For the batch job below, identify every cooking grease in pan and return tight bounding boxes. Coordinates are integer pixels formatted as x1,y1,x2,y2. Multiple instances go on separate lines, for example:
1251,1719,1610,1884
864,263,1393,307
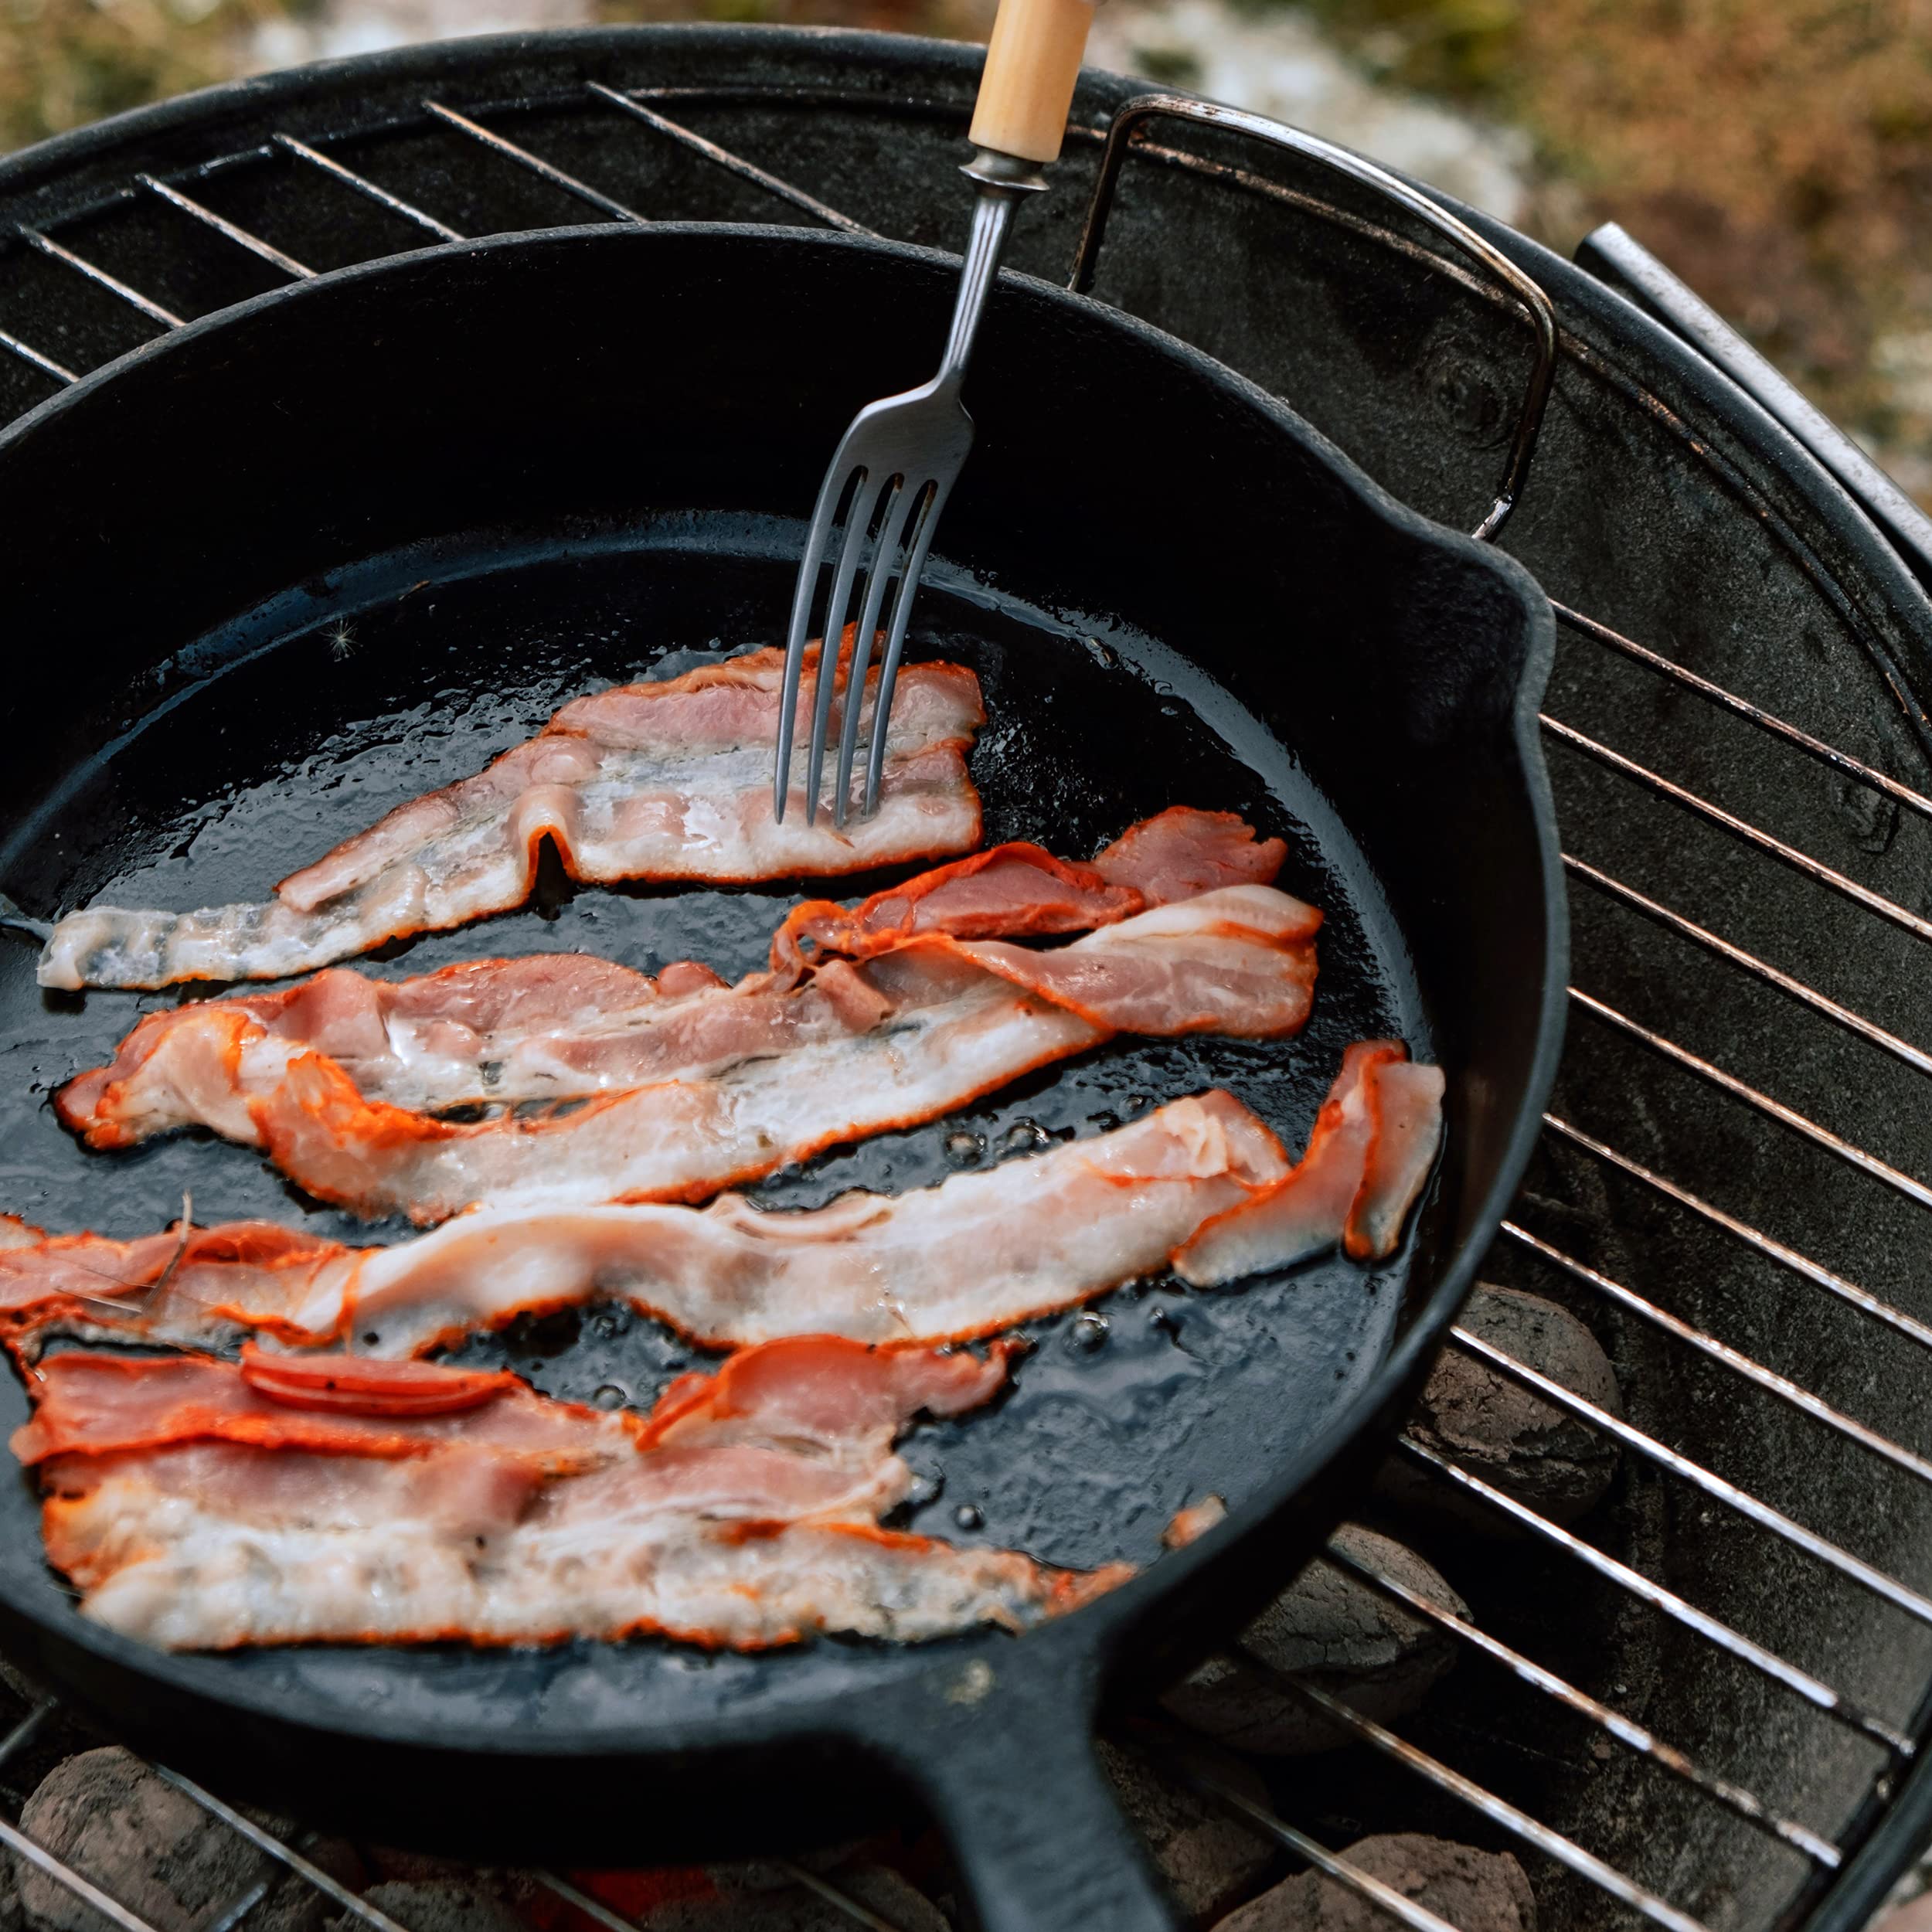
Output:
0,540,1427,1601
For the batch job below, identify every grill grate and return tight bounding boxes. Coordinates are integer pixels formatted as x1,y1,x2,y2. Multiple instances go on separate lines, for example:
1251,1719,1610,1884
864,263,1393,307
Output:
2,51,1931,1932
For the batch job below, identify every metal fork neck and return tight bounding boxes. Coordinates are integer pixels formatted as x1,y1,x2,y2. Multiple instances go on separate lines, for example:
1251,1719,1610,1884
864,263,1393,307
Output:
937,150,1044,392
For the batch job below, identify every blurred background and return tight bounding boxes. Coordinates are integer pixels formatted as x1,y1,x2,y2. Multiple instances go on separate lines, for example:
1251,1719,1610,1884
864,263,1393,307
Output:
3,0,1931,506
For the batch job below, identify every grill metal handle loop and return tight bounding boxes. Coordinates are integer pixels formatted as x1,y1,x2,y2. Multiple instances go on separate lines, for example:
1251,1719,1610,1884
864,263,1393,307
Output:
1069,94,1559,543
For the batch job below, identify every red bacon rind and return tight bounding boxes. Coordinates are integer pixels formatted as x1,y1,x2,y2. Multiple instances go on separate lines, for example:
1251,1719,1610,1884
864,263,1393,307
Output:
9,1350,631,1468
769,843,1140,977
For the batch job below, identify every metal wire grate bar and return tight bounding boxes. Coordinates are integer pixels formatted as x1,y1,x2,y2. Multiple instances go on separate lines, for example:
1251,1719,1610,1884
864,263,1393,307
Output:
154,1764,412,1932
0,1703,155,1932
0,326,74,383
1544,712,1932,945
539,1863,917,1932
1319,1539,1842,1867
138,174,315,280
203,1873,273,1932
1543,1111,1932,1352
533,1871,641,1932
1571,985,1932,1213
421,100,646,223
1398,1437,1913,1757
1237,1665,1711,1931
1501,1219,1932,1485
18,229,184,327
1565,852,1932,1078
1553,599,1932,824
270,133,467,242
781,1860,913,1932
1152,1740,1465,1932
585,82,875,233
1451,1324,1932,1626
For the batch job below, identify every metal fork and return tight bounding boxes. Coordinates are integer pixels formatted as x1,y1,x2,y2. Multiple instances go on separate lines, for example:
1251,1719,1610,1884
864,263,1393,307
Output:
774,0,1097,828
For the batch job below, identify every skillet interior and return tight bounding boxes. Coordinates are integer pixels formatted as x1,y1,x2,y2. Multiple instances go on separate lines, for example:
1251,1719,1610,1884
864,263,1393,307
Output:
0,226,1560,1859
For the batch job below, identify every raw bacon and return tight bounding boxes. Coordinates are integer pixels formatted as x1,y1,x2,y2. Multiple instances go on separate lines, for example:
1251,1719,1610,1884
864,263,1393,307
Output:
0,1216,356,1359
1175,1043,1445,1285
769,804,1284,974
58,809,1292,1152
0,1091,1293,1361
246,886,1319,1221
56,953,849,1150
37,643,985,992
319,1087,1293,1354
11,1349,633,1469
19,1337,1128,1651
1088,806,1290,903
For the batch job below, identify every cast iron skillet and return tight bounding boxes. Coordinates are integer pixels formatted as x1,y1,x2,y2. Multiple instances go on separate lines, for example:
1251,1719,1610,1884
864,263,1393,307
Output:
0,225,1564,1930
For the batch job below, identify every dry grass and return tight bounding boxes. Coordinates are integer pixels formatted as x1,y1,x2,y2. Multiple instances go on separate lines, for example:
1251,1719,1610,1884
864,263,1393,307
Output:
1306,0,1932,478
0,0,302,153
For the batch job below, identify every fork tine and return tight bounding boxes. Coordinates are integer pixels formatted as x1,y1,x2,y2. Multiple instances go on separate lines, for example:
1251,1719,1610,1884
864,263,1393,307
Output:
774,462,859,825
804,471,893,826
832,477,919,829
862,478,947,816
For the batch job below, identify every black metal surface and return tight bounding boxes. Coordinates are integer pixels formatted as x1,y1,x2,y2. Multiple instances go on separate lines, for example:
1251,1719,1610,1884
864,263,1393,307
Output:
0,224,1563,1929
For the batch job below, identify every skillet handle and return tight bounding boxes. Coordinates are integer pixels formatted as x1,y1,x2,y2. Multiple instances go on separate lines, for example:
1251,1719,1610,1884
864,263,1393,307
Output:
866,1646,1175,1932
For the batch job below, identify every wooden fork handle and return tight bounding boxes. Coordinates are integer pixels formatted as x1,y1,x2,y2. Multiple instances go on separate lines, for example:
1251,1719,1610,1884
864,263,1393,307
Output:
968,0,1097,165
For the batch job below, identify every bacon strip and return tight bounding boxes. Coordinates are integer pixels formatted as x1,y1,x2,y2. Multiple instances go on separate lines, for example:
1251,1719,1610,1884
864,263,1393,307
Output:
1175,1043,1445,1285
769,804,1284,973
11,1349,634,1469
57,953,815,1150
22,1338,1127,1651
37,643,985,992
58,810,1290,1152
1088,805,1290,903
0,1218,356,1359
0,1091,1292,1362
245,886,1319,1222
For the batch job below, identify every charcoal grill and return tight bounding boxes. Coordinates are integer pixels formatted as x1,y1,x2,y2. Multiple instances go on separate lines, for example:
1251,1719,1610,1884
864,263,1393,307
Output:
1,24,1930,1931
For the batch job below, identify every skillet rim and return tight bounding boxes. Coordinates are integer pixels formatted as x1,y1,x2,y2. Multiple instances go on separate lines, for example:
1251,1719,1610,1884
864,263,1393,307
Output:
0,219,1568,1763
